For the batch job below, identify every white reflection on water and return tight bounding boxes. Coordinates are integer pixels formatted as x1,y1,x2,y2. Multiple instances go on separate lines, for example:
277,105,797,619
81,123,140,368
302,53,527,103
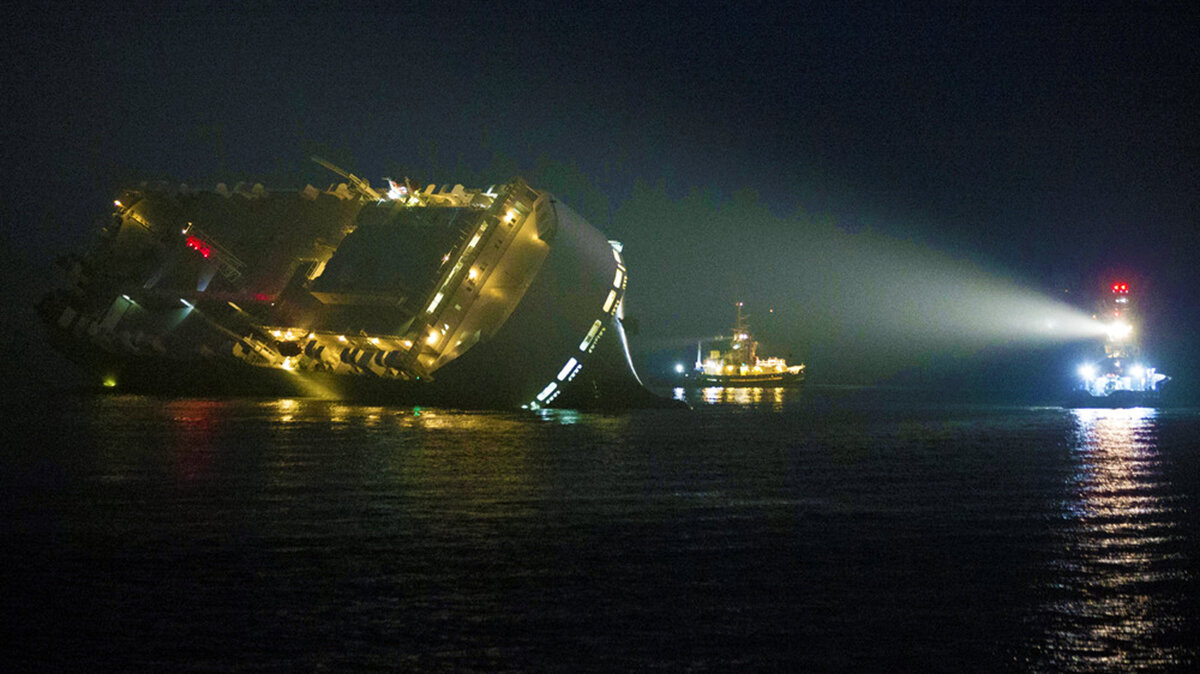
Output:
536,408,582,425
1032,407,1191,670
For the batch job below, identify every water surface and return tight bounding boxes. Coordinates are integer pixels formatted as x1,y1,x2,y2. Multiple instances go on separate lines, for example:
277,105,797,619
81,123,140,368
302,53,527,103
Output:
4,388,1197,670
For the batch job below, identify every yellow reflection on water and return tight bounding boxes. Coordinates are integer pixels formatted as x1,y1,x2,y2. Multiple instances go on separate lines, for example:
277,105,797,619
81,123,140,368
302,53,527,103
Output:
274,398,299,423
251,400,545,507
698,386,785,408
1033,407,1189,670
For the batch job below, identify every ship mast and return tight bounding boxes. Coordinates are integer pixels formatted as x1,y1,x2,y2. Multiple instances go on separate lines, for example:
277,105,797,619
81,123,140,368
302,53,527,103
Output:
731,301,757,367
1102,281,1136,360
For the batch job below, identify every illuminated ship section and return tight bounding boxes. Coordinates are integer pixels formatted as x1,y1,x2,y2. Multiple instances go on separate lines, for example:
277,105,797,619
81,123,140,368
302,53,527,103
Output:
37,171,663,408
523,241,629,410
1074,282,1168,400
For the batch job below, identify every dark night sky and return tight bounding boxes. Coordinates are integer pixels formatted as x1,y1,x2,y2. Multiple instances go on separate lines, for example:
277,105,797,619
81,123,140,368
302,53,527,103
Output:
3,2,1198,393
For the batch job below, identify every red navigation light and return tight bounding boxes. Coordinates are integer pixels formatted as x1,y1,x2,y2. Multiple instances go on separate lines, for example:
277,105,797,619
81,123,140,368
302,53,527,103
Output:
185,235,211,258
1111,282,1129,294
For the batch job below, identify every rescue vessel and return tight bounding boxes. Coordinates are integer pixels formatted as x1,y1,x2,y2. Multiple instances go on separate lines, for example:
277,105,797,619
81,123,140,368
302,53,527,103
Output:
1070,281,1169,406
687,303,805,387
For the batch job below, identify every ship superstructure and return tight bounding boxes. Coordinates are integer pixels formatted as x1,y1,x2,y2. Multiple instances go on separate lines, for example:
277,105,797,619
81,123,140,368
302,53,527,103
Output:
37,162,665,408
690,303,804,386
1074,282,1168,402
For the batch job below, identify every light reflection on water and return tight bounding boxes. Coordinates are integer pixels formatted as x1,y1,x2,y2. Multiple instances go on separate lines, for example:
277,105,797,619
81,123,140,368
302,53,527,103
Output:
166,399,220,482
535,408,582,425
21,393,1196,670
671,386,786,409
274,398,298,423
1031,407,1192,670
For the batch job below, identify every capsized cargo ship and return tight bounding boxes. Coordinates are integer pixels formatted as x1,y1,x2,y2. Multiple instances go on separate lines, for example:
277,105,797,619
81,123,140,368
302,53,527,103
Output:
36,161,670,409
1070,281,1169,407
686,302,805,387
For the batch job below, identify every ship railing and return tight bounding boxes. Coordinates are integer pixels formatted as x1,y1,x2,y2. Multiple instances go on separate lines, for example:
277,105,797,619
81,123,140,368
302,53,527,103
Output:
188,225,247,284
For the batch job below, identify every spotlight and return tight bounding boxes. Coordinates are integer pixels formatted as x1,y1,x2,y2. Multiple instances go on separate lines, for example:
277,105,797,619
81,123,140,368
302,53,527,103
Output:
1106,322,1133,340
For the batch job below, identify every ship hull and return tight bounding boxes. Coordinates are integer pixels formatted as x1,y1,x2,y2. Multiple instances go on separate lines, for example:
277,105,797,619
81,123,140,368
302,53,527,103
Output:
37,177,675,409
690,372,805,387
52,348,676,408
1064,389,1164,409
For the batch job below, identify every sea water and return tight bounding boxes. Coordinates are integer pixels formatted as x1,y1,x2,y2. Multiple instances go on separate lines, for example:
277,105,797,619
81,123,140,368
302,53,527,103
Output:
4,387,1197,670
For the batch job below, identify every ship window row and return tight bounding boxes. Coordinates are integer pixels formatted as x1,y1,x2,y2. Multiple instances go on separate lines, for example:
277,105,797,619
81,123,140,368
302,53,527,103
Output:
557,357,578,381
529,319,600,408
536,381,558,402
590,328,605,353
427,219,497,317
579,320,603,352
584,325,606,354
528,262,624,409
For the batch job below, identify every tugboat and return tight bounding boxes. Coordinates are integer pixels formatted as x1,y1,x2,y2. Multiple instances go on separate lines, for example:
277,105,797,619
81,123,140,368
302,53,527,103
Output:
687,302,805,387
1070,281,1169,406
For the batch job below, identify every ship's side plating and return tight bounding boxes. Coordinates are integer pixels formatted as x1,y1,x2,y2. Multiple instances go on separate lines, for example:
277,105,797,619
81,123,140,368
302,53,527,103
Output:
37,176,661,408
430,198,650,408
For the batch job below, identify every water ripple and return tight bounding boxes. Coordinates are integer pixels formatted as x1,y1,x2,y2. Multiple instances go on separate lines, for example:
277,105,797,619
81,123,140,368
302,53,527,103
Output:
1026,408,1194,671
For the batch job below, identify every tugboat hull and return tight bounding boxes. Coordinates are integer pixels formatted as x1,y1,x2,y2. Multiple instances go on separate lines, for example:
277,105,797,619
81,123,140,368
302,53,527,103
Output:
693,372,805,387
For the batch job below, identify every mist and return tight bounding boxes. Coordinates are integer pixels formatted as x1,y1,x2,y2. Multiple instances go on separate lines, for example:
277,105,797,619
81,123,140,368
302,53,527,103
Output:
609,183,1105,384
